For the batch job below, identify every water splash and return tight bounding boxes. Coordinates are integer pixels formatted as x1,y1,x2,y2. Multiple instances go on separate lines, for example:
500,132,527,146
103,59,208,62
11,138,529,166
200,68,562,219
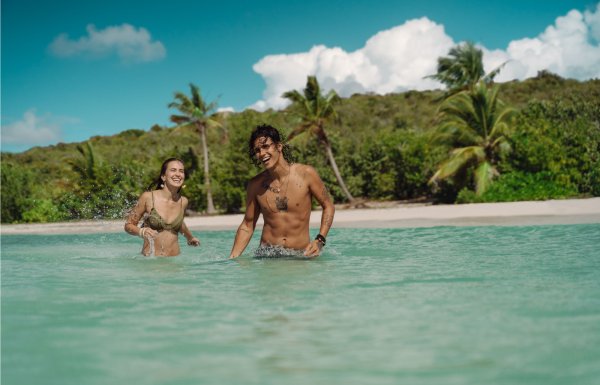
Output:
147,236,155,257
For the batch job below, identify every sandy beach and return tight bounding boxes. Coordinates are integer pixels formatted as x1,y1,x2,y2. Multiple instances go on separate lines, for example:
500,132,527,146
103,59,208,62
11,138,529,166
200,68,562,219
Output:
2,198,599,235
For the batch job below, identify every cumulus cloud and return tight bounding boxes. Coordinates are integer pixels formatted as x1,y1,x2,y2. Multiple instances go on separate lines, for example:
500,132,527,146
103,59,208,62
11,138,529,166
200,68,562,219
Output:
1,109,62,147
250,4,600,111
487,3,600,81
250,17,453,110
48,24,166,63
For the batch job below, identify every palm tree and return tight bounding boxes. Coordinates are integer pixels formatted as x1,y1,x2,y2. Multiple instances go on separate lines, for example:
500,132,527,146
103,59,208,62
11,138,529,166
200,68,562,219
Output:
428,42,504,97
282,76,356,203
169,83,220,214
429,81,514,195
69,141,101,182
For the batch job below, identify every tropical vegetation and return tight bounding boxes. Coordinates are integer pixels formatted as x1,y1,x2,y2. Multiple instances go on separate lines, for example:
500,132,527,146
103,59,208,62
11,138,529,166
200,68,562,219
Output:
427,42,514,196
427,41,504,96
429,82,514,195
168,83,221,214
2,70,598,223
283,76,356,204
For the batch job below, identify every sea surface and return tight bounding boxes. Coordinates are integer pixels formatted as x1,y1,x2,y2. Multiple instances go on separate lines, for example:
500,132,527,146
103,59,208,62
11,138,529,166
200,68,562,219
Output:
2,224,600,385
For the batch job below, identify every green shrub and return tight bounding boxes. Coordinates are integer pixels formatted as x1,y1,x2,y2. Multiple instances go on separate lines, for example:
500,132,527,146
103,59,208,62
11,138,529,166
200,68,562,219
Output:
456,171,579,203
22,199,66,223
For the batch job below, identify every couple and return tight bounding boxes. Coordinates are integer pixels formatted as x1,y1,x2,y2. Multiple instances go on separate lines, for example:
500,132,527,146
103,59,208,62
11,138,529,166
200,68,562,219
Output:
125,124,335,258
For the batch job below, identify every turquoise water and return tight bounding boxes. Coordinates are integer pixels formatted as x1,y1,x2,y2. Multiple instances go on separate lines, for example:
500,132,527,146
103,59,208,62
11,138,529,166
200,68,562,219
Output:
2,224,600,385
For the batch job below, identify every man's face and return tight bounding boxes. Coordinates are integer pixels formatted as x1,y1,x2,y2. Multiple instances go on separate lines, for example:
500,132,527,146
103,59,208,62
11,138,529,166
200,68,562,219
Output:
252,136,280,169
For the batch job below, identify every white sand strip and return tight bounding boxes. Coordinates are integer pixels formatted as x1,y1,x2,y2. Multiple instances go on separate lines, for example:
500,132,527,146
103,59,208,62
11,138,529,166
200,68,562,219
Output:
1,198,599,235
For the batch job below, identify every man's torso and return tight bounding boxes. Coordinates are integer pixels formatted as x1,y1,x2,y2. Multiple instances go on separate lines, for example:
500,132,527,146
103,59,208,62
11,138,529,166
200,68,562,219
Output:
254,164,313,249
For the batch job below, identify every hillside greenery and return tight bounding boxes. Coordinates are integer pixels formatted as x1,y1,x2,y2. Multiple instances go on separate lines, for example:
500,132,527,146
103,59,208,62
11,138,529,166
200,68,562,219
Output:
2,72,599,223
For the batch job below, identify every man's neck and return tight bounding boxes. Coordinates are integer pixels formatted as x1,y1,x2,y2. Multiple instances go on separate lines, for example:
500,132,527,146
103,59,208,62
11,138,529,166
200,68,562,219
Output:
268,160,291,181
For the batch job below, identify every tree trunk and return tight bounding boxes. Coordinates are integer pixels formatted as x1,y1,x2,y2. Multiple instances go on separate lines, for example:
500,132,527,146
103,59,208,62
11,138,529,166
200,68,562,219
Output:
199,124,216,214
323,142,355,203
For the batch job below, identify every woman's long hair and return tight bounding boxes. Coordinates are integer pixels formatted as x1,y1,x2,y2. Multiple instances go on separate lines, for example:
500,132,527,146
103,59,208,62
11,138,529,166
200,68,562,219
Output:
146,158,185,192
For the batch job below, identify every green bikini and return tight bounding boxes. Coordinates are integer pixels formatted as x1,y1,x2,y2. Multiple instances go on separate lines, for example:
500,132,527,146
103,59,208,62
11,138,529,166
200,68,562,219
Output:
143,192,184,233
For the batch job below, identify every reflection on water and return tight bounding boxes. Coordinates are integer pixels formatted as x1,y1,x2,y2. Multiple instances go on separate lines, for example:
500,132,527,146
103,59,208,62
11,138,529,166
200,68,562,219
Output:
2,224,600,385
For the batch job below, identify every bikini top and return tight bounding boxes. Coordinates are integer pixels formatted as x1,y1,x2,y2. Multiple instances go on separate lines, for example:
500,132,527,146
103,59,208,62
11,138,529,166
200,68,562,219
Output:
143,191,184,233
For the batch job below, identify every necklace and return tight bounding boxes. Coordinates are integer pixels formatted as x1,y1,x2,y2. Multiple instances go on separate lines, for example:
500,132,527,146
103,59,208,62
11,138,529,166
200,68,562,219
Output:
263,166,291,212
264,184,282,194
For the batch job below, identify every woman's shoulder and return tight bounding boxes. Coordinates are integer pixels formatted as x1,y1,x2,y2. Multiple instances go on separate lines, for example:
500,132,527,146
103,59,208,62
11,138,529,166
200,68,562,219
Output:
140,190,153,199
139,190,154,204
181,195,189,206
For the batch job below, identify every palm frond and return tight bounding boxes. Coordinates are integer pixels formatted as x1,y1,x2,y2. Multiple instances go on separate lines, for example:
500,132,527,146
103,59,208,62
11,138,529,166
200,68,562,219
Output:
287,123,312,141
473,161,497,195
170,115,192,125
189,83,204,111
282,89,305,104
426,42,485,92
482,61,508,83
430,146,484,182
305,76,321,101
282,76,340,141
168,84,220,130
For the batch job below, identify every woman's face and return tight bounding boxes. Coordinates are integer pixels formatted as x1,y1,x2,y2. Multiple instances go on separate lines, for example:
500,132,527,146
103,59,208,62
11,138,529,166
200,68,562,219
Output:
162,160,185,189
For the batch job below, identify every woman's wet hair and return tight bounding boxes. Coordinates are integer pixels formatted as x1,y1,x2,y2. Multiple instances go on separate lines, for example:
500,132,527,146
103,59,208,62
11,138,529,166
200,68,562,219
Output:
147,158,185,191
248,124,294,166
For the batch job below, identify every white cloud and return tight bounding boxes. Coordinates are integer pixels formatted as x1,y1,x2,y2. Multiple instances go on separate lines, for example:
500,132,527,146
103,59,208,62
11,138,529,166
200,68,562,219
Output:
1,109,62,147
250,4,600,111
49,24,166,63
217,106,236,113
250,17,453,110
586,3,600,41
488,4,600,81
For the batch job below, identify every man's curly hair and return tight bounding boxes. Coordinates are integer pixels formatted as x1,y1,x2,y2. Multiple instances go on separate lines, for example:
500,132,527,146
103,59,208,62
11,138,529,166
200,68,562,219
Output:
248,124,294,166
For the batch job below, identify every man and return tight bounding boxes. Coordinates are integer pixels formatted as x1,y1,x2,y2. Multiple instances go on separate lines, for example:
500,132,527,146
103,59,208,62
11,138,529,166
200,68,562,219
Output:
228,124,335,258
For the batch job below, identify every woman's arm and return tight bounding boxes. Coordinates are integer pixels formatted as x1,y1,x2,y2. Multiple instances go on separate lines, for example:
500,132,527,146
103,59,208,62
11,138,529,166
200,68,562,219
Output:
124,192,150,237
181,221,200,246
179,197,200,246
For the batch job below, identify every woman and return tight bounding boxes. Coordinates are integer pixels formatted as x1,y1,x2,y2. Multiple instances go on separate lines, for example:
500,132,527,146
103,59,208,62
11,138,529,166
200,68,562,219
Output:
125,158,200,256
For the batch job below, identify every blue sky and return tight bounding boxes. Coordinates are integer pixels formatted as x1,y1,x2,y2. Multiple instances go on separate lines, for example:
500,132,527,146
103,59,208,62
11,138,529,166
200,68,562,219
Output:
2,0,599,153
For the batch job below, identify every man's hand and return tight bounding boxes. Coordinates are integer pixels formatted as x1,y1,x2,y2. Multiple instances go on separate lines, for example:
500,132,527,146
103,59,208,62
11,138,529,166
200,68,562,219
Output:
303,240,323,258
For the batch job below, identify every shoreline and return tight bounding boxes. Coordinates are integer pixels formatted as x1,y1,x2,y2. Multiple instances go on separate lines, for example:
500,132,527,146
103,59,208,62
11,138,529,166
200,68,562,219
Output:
1,198,599,235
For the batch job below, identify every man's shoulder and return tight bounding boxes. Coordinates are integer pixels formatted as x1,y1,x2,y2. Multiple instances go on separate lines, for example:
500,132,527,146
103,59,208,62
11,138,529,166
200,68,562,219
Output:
248,171,269,188
292,163,318,177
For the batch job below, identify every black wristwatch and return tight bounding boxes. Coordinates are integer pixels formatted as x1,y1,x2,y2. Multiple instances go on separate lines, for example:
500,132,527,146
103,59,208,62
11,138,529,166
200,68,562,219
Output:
315,234,326,246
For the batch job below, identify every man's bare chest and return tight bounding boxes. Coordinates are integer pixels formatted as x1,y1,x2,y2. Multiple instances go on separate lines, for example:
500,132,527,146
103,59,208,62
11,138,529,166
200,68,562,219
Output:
257,180,311,214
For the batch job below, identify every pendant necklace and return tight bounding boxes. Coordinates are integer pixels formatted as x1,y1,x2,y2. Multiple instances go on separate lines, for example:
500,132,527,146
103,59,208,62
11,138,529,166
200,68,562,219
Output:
264,167,290,212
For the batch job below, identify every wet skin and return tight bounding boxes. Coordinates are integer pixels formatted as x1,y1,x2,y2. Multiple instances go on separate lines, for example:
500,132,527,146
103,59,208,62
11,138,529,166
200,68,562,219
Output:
229,137,335,258
124,160,200,256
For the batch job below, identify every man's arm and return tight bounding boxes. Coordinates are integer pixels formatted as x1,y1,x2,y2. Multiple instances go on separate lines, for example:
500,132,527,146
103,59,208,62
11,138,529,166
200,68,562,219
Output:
228,183,260,259
304,166,335,257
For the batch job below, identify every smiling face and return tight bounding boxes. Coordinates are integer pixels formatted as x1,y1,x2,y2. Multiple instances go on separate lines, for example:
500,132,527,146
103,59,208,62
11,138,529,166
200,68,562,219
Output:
161,160,185,189
252,136,282,169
